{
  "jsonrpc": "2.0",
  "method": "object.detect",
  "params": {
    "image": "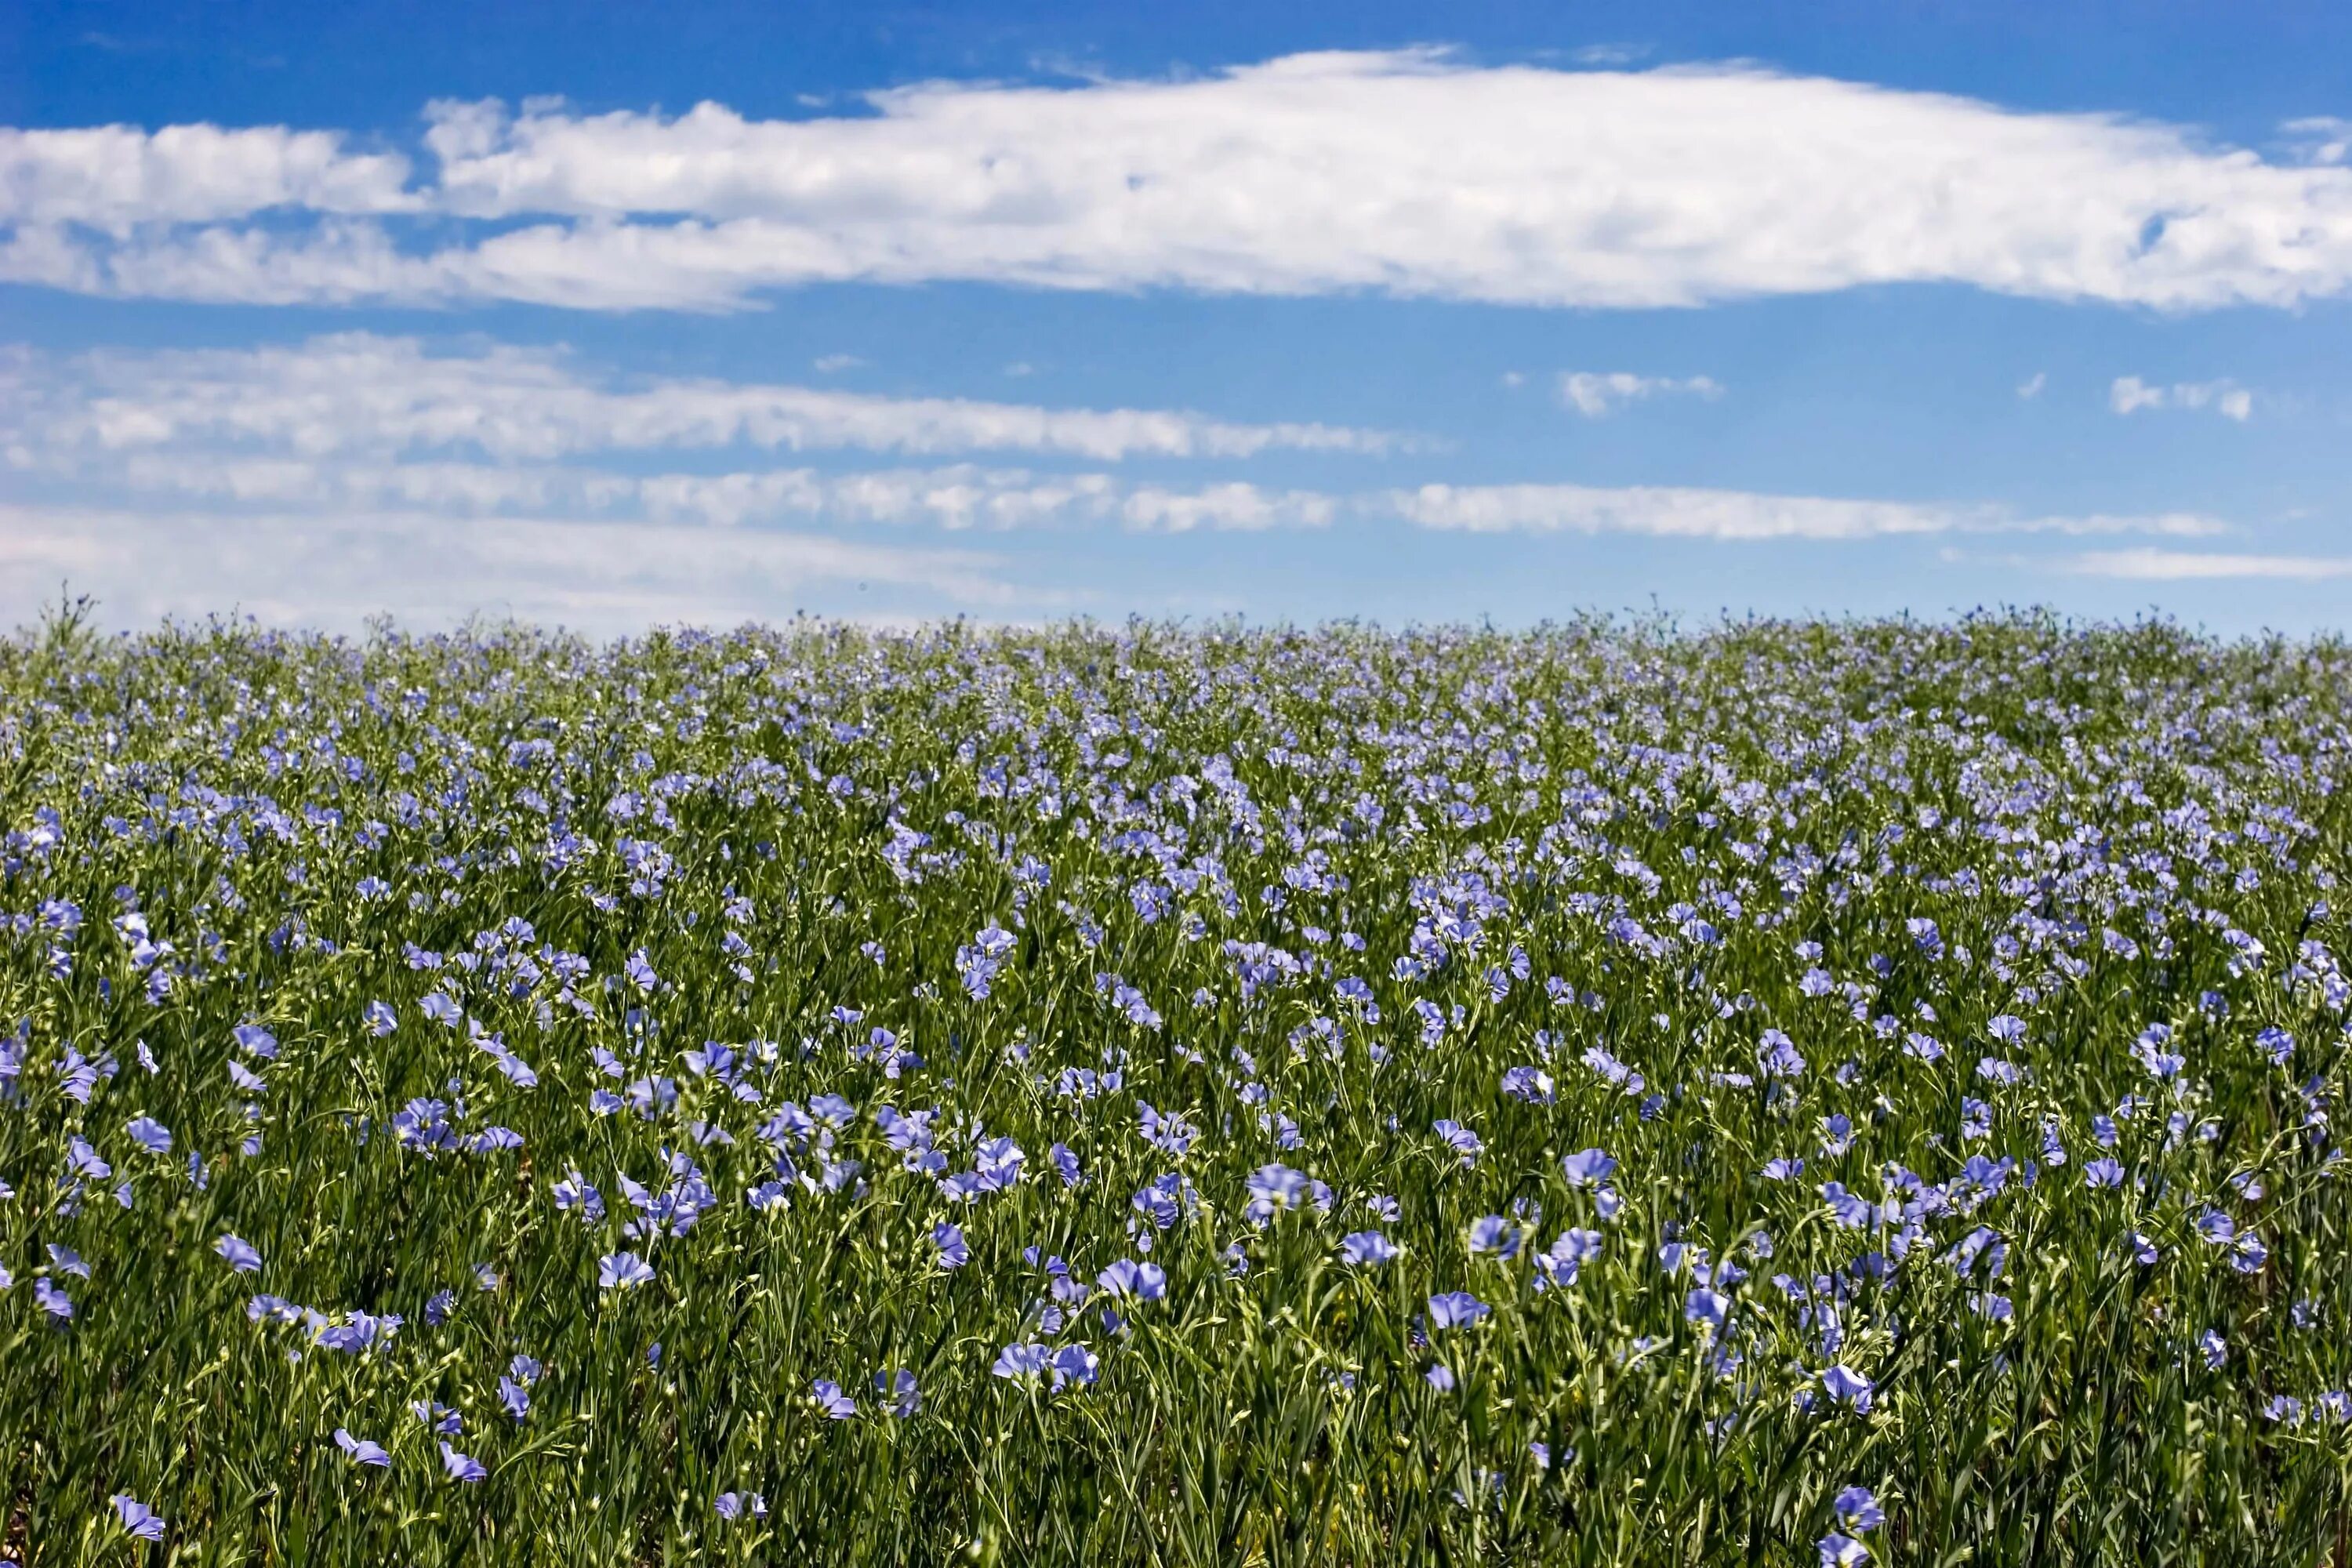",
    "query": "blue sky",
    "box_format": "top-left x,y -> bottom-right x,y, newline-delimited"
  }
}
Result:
5,1 -> 2351,633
